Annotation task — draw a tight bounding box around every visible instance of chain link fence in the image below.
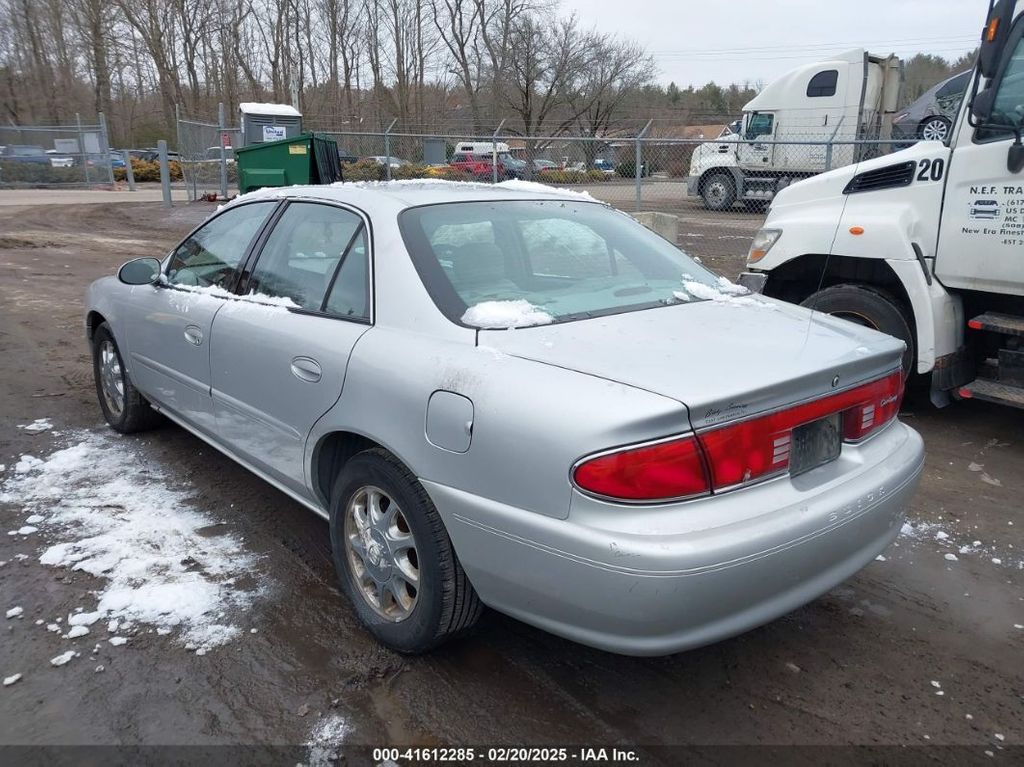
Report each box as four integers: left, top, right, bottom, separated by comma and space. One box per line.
0, 115, 114, 188
175, 106, 241, 201
172, 112, 908, 215
312, 126, 907, 216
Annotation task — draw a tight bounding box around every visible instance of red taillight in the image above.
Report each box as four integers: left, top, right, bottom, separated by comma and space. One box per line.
697, 410, 797, 488
574, 370, 903, 503
698, 370, 905, 488
840, 371, 905, 441
573, 436, 710, 502
696, 368, 905, 485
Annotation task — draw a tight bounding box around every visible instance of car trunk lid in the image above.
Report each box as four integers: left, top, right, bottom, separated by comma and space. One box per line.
480, 297, 905, 431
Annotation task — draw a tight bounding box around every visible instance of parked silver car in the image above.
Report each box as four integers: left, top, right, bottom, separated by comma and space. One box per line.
893, 71, 971, 143
86, 182, 924, 655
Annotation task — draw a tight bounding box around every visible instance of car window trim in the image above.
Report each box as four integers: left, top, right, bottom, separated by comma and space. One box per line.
161, 198, 284, 293
234, 199, 291, 293
319, 220, 367, 314
237, 197, 376, 325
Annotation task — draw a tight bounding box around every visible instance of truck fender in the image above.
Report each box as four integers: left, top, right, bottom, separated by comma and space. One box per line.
885, 258, 963, 374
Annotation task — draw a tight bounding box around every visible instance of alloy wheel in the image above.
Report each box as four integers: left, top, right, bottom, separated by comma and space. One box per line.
344, 485, 420, 622
920, 118, 950, 142
98, 339, 125, 416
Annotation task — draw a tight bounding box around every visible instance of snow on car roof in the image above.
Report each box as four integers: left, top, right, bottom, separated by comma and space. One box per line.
229, 179, 605, 212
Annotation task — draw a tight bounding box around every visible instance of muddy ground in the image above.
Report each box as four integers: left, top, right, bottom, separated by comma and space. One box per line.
0, 198, 1021, 759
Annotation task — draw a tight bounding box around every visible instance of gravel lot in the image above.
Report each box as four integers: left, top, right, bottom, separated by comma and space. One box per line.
0, 194, 1021, 757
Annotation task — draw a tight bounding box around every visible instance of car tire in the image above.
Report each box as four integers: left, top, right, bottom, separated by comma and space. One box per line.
918, 116, 951, 142
800, 284, 915, 378
701, 172, 736, 211
91, 322, 163, 433
329, 448, 483, 653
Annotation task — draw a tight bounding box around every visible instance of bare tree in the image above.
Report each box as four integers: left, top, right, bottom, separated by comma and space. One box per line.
570, 35, 655, 163
502, 14, 597, 144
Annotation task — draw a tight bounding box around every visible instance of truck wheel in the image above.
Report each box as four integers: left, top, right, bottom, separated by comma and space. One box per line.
329, 448, 483, 653
701, 172, 736, 211
800, 285, 915, 378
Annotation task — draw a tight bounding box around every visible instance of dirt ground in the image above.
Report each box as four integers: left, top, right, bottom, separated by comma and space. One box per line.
0, 198, 1021, 759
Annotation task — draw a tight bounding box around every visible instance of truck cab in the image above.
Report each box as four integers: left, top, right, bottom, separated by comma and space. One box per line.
687, 49, 902, 210
741, 0, 1024, 409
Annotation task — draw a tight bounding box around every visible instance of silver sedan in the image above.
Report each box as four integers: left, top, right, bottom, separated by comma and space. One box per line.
85, 181, 924, 655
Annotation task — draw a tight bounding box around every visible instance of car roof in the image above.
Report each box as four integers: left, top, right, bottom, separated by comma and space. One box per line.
229, 180, 603, 214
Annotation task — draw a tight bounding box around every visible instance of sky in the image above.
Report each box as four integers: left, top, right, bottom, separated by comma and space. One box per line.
561, 0, 983, 87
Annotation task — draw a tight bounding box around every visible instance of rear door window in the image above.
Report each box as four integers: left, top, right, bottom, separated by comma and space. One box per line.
247, 202, 366, 312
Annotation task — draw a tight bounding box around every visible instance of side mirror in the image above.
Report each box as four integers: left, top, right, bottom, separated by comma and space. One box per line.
972, 87, 997, 123
117, 257, 161, 285
1009, 138, 1024, 174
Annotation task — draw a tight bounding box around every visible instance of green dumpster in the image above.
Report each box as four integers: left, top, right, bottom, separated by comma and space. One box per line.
235, 132, 344, 194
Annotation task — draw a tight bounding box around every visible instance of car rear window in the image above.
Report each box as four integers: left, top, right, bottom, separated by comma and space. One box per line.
398, 199, 723, 326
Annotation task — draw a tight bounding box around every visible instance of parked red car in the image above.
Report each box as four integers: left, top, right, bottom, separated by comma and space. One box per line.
449, 150, 527, 180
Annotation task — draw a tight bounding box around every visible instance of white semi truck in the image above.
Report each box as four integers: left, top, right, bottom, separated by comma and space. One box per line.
739, 0, 1024, 409
686, 49, 903, 210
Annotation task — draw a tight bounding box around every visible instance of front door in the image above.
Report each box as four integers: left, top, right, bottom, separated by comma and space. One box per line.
210, 201, 372, 496
122, 200, 278, 433
935, 24, 1024, 296
738, 112, 774, 169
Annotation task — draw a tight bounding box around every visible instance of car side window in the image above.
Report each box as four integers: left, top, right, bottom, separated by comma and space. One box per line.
248, 202, 365, 312
937, 72, 970, 99
166, 202, 276, 289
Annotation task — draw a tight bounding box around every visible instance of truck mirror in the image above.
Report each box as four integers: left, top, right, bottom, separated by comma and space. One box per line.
1009, 138, 1024, 174
972, 87, 997, 122
979, 0, 1014, 79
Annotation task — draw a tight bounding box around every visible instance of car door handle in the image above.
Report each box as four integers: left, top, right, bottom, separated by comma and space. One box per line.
290, 356, 322, 383
184, 325, 203, 346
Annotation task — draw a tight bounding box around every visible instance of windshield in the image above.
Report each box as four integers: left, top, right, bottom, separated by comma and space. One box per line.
398, 199, 726, 327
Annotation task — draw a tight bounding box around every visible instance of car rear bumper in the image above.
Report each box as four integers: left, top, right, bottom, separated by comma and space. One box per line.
424, 420, 923, 656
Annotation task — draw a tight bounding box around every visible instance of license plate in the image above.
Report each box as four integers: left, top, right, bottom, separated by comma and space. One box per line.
790, 413, 841, 477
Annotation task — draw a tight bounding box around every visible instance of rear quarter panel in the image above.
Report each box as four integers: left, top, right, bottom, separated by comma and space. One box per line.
307, 326, 690, 519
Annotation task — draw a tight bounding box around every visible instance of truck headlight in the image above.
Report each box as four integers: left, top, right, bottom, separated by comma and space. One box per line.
748, 228, 782, 263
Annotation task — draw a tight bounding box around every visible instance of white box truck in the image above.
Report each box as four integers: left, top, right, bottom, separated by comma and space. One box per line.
739, 0, 1024, 409
686, 49, 902, 210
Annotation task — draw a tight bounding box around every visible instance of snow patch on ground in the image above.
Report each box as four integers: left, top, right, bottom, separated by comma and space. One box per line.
899, 519, 1022, 570
0, 430, 264, 651
50, 651, 75, 667
306, 714, 352, 767
18, 419, 53, 433
463, 299, 553, 329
